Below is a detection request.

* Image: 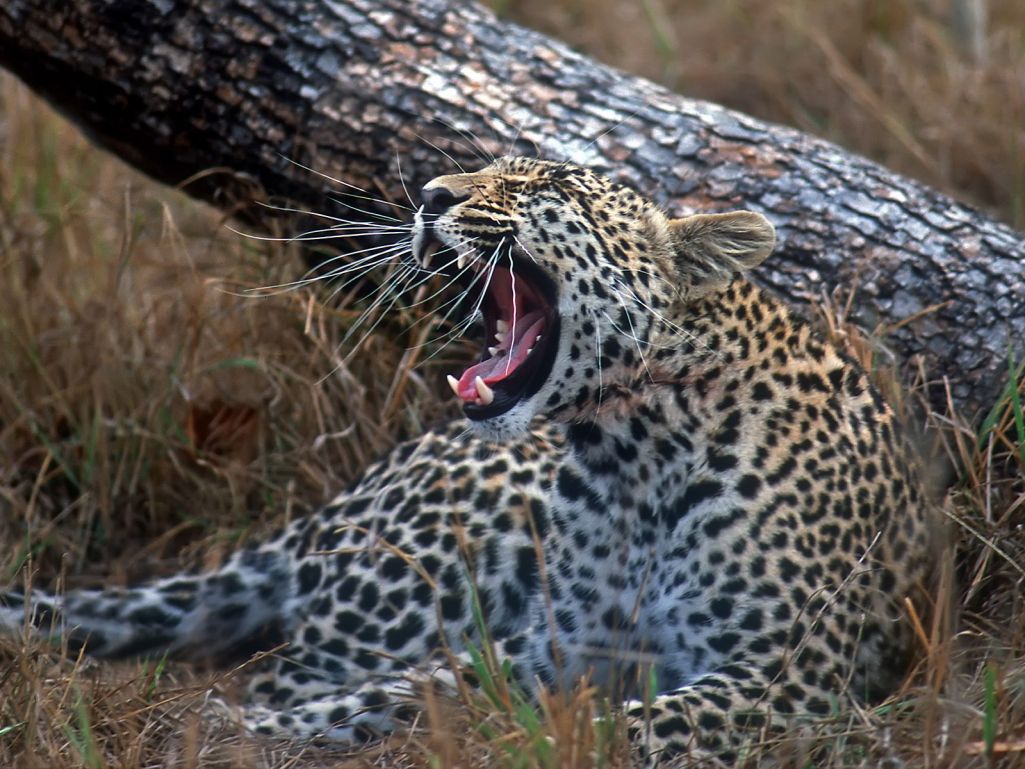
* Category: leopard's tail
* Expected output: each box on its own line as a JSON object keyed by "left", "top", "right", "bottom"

{"left": 0, "top": 539, "right": 298, "bottom": 659}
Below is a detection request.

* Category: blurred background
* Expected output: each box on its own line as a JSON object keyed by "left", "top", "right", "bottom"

{"left": 492, "top": 0, "right": 1025, "bottom": 229}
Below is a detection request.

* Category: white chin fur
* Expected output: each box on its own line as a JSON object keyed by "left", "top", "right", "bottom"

{"left": 465, "top": 401, "right": 536, "bottom": 443}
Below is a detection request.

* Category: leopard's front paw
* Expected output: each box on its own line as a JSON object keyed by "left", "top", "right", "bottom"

{"left": 618, "top": 697, "right": 741, "bottom": 767}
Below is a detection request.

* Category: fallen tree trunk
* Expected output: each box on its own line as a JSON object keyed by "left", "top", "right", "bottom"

{"left": 1, "top": 0, "right": 1022, "bottom": 420}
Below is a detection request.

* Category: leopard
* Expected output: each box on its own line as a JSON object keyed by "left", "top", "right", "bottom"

{"left": 1, "top": 157, "right": 933, "bottom": 765}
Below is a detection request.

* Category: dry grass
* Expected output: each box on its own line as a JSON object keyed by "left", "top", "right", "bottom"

{"left": 0, "top": 75, "right": 460, "bottom": 768}
{"left": 2, "top": 0, "right": 1025, "bottom": 765}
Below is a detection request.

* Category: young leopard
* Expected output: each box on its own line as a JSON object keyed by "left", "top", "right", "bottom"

{"left": 1, "top": 158, "right": 932, "bottom": 764}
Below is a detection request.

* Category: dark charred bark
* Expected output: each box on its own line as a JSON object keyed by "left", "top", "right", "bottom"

{"left": 1, "top": 0, "right": 1022, "bottom": 420}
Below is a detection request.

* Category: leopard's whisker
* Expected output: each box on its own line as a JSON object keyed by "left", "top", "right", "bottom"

{"left": 238, "top": 241, "right": 412, "bottom": 297}
{"left": 394, "top": 150, "right": 418, "bottom": 212}
{"left": 333, "top": 264, "right": 422, "bottom": 361}
{"left": 247, "top": 199, "right": 407, "bottom": 224}
{"left": 324, "top": 194, "right": 411, "bottom": 222}
{"left": 597, "top": 310, "right": 686, "bottom": 354}
{"left": 503, "top": 248, "right": 519, "bottom": 378}
{"left": 512, "top": 234, "right": 540, "bottom": 265}
{"left": 414, "top": 131, "right": 471, "bottom": 176}
{"left": 427, "top": 114, "right": 497, "bottom": 165}
{"left": 401, "top": 255, "right": 482, "bottom": 313}
{"left": 410, "top": 238, "right": 505, "bottom": 361}
{"left": 608, "top": 284, "right": 656, "bottom": 384}
{"left": 278, "top": 154, "right": 417, "bottom": 212}
{"left": 611, "top": 278, "right": 708, "bottom": 354}
{"left": 590, "top": 308, "right": 605, "bottom": 423}
{"left": 240, "top": 227, "right": 412, "bottom": 245}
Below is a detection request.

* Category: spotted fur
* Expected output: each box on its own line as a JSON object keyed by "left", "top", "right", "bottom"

{"left": 1, "top": 158, "right": 932, "bottom": 764}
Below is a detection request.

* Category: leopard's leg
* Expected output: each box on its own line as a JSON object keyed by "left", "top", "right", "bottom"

{"left": 0, "top": 543, "right": 299, "bottom": 659}
{"left": 235, "top": 632, "right": 535, "bottom": 742}
{"left": 623, "top": 657, "right": 841, "bottom": 767}
{"left": 236, "top": 679, "right": 416, "bottom": 741}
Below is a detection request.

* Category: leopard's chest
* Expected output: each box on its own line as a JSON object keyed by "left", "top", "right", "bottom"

{"left": 534, "top": 466, "right": 738, "bottom": 692}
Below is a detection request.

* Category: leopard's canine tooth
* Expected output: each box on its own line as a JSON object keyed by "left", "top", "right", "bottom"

{"left": 419, "top": 240, "right": 441, "bottom": 268}
{"left": 446, "top": 374, "right": 460, "bottom": 397}
{"left": 474, "top": 376, "right": 495, "bottom": 406}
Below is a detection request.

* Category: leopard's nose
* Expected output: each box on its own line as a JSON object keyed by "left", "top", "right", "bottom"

{"left": 420, "top": 184, "right": 469, "bottom": 216}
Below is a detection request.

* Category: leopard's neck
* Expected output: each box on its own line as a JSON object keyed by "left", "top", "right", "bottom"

{"left": 559, "top": 279, "right": 841, "bottom": 521}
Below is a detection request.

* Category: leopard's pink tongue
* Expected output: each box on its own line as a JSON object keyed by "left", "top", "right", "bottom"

{"left": 455, "top": 311, "right": 545, "bottom": 402}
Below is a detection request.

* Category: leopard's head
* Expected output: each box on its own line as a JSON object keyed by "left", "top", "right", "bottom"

{"left": 412, "top": 157, "right": 775, "bottom": 440}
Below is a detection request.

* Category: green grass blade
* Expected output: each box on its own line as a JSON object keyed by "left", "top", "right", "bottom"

{"left": 1006, "top": 354, "right": 1025, "bottom": 471}
{"left": 0, "top": 722, "right": 26, "bottom": 738}
{"left": 983, "top": 662, "right": 998, "bottom": 756}
{"left": 977, "top": 356, "right": 1025, "bottom": 449}
{"left": 61, "top": 687, "right": 102, "bottom": 769}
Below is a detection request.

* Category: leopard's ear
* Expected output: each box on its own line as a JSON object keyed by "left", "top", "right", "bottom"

{"left": 668, "top": 211, "right": 775, "bottom": 298}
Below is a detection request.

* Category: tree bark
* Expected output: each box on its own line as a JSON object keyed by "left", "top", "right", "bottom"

{"left": 1, "top": 0, "right": 1022, "bottom": 420}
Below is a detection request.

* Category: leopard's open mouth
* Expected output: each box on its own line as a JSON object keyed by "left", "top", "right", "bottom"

{"left": 416, "top": 235, "right": 559, "bottom": 421}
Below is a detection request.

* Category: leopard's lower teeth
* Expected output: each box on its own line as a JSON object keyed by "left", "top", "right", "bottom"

{"left": 474, "top": 376, "right": 495, "bottom": 406}
{"left": 488, "top": 346, "right": 502, "bottom": 356}
{"left": 496, "top": 319, "right": 509, "bottom": 333}
{"left": 446, "top": 374, "right": 460, "bottom": 397}
{"left": 495, "top": 330, "right": 508, "bottom": 344}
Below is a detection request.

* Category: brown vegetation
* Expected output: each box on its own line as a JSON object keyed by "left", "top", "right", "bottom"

{"left": 1, "top": 1, "right": 1024, "bottom": 766}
